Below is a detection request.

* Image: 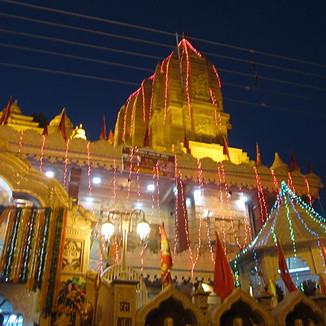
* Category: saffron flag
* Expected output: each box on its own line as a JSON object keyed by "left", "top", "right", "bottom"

{"left": 108, "top": 130, "right": 114, "bottom": 144}
{"left": 100, "top": 116, "right": 107, "bottom": 140}
{"left": 256, "top": 142, "right": 262, "bottom": 165}
{"left": 143, "top": 125, "right": 150, "bottom": 147}
{"left": 213, "top": 231, "right": 234, "bottom": 301}
{"left": 277, "top": 239, "right": 297, "bottom": 292}
{"left": 160, "top": 223, "right": 173, "bottom": 288}
{"left": 290, "top": 152, "right": 300, "bottom": 172}
{"left": 58, "top": 108, "right": 67, "bottom": 140}
{"left": 175, "top": 177, "right": 189, "bottom": 253}
{"left": 0, "top": 98, "right": 12, "bottom": 125}
{"left": 222, "top": 136, "right": 231, "bottom": 161}
{"left": 319, "top": 238, "right": 326, "bottom": 264}
{"left": 183, "top": 132, "right": 191, "bottom": 154}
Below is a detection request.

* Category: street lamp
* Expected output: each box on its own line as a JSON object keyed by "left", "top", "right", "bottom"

{"left": 100, "top": 209, "right": 150, "bottom": 278}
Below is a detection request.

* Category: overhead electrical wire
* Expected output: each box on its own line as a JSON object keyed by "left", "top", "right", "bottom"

{"left": 1, "top": 28, "right": 325, "bottom": 93}
{"left": 1, "top": 41, "right": 325, "bottom": 105}
{"left": 1, "top": 0, "right": 325, "bottom": 69}
{"left": 1, "top": 61, "right": 325, "bottom": 119}
{"left": 1, "top": 11, "right": 325, "bottom": 80}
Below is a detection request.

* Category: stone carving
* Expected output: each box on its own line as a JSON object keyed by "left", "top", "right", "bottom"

{"left": 63, "top": 240, "right": 83, "bottom": 272}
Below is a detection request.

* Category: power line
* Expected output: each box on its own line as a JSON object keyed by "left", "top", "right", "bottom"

{"left": 3, "top": 11, "right": 325, "bottom": 81}
{"left": 1, "top": 61, "right": 325, "bottom": 119}
{"left": 2, "top": 42, "right": 325, "bottom": 105}
{"left": 1, "top": 0, "right": 325, "bottom": 69}
{"left": 2, "top": 29, "right": 325, "bottom": 93}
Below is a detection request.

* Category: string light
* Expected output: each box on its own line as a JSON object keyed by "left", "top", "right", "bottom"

{"left": 253, "top": 166, "right": 268, "bottom": 224}
{"left": 182, "top": 39, "right": 203, "bottom": 58}
{"left": 39, "top": 134, "right": 46, "bottom": 172}
{"left": 141, "top": 81, "right": 146, "bottom": 123}
{"left": 287, "top": 172, "right": 296, "bottom": 193}
{"left": 155, "top": 162, "right": 161, "bottom": 222}
{"left": 270, "top": 169, "right": 280, "bottom": 193}
{"left": 125, "top": 147, "right": 134, "bottom": 210}
{"left": 163, "top": 54, "right": 172, "bottom": 124}
{"left": 217, "top": 165, "right": 227, "bottom": 252}
{"left": 112, "top": 159, "right": 117, "bottom": 210}
{"left": 18, "top": 130, "right": 24, "bottom": 153}
{"left": 87, "top": 141, "right": 92, "bottom": 198}
{"left": 129, "top": 89, "right": 140, "bottom": 139}
{"left": 63, "top": 139, "right": 70, "bottom": 188}
{"left": 212, "top": 64, "right": 222, "bottom": 88}
{"left": 182, "top": 39, "right": 192, "bottom": 123}
{"left": 122, "top": 94, "right": 132, "bottom": 142}
{"left": 303, "top": 175, "right": 313, "bottom": 206}
{"left": 148, "top": 74, "right": 155, "bottom": 120}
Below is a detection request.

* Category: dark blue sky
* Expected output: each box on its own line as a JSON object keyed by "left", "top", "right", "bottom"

{"left": 1, "top": 0, "right": 326, "bottom": 210}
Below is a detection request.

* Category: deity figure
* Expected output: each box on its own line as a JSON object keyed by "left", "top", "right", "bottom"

{"left": 163, "top": 317, "right": 174, "bottom": 326}
{"left": 294, "top": 319, "right": 303, "bottom": 326}
{"left": 232, "top": 317, "right": 243, "bottom": 326}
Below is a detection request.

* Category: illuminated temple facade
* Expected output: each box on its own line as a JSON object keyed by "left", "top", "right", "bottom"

{"left": 0, "top": 39, "right": 325, "bottom": 325}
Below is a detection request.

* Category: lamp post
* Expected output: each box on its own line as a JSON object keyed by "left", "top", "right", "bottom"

{"left": 101, "top": 209, "right": 150, "bottom": 278}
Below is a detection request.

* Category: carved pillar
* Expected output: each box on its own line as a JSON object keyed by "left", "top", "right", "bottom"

{"left": 108, "top": 280, "right": 138, "bottom": 326}
{"left": 192, "top": 283, "right": 210, "bottom": 314}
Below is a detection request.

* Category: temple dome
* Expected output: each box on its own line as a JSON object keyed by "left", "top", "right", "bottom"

{"left": 114, "top": 39, "right": 231, "bottom": 151}
{"left": 48, "top": 108, "right": 74, "bottom": 137}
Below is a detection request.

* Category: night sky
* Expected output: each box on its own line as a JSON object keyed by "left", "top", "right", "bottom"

{"left": 1, "top": 0, "right": 326, "bottom": 210}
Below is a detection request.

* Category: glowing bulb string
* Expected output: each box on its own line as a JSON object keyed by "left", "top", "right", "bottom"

{"left": 253, "top": 166, "right": 268, "bottom": 224}
{"left": 217, "top": 165, "right": 227, "bottom": 252}
{"left": 129, "top": 89, "right": 140, "bottom": 139}
{"left": 220, "top": 162, "right": 244, "bottom": 249}
{"left": 148, "top": 74, "right": 155, "bottom": 120}
{"left": 18, "top": 130, "right": 24, "bottom": 153}
{"left": 317, "top": 239, "right": 326, "bottom": 274}
{"left": 212, "top": 64, "right": 222, "bottom": 88}
{"left": 140, "top": 242, "right": 148, "bottom": 272}
{"left": 141, "top": 81, "right": 146, "bottom": 123}
{"left": 303, "top": 175, "right": 313, "bottom": 206}
{"left": 39, "top": 134, "right": 46, "bottom": 172}
{"left": 155, "top": 161, "right": 161, "bottom": 223}
{"left": 182, "top": 39, "right": 192, "bottom": 123}
{"left": 125, "top": 147, "right": 134, "bottom": 210}
{"left": 270, "top": 169, "right": 280, "bottom": 193}
{"left": 239, "top": 186, "right": 252, "bottom": 245}
{"left": 182, "top": 39, "right": 203, "bottom": 58}
{"left": 122, "top": 94, "right": 132, "bottom": 142}
{"left": 135, "top": 148, "right": 141, "bottom": 207}
{"left": 112, "top": 159, "right": 117, "bottom": 210}
{"left": 163, "top": 54, "right": 172, "bottom": 124}
{"left": 287, "top": 172, "right": 296, "bottom": 193}
{"left": 63, "top": 139, "right": 70, "bottom": 188}
{"left": 86, "top": 141, "right": 93, "bottom": 198}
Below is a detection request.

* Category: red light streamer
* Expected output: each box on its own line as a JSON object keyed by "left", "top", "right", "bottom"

{"left": 182, "top": 40, "right": 192, "bottom": 123}
{"left": 148, "top": 74, "right": 155, "bottom": 120}
{"left": 217, "top": 165, "right": 227, "bottom": 252}
{"left": 253, "top": 166, "right": 268, "bottom": 224}
{"left": 287, "top": 172, "right": 296, "bottom": 193}
{"left": 303, "top": 175, "right": 313, "bottom": 206}
{"left": 122, "top": 95, "right": 131, "bottom": 143}
{"left": 221, "top": 162, "right": 243, "bottom": 248}
{"left": 270, "top": 169, "right": 280, "bottom": 193}
{"left": 212, "top": 64, "right": 222, "bottom": 88}
{"left": 126, "top": 147, "right": 134, "bottom": 210}
{"left": 150, "top": 166, "right": 156, "bottom": 219}
{"left": 18, "top": 130, "right": 24, "bottom": 153}
{"left": 39, "top": 134, "right": 46, "bottom": 172}
{"left": 141, "top": 82, "right": 146, "bottom": 123}
{"left": 129, "top": 89, "right": 140, "bottom": 139}
{"left": 239, "top": 187, "right": 252, "bottom": 245}
{"left": 135, "top": 148, "right": 141, "bottom": 207}
{"left": 163, "top": 54, "right": 172, "bottom": 124}
{"left": 113, "top": 159, "right": 117, "bottom": 210}
{"left": 63, "top": 139, "right": 70, "bottom": 188}
{"left": 140, "top": 242, "right": 148, "bottom": 272}
{"left": 155, "top": 162, "right": 161, "bottom": 222}
{"left": 183, "top": 39, "right": 203, "bottom": 58}
{"left": 87, "top": 141, "right": 92, "bottom": 198}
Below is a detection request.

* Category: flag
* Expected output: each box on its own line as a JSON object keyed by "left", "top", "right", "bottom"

{"left": 42, "top": 124, "right": 48, "bottom": 136}
{"left": 290, "top": 152, "right": 300, "bottom": 172}
{"left": 100, "top": 116, "right": 107, "bottom": 140}
{"left": 222, "top": 136, "right": 231, "bottom": 161}
{"left": 307, "top": 160, "right": 313, "bottom": 174}
{"left": 0, "top": 98, "right": 12, "bottom": 125}
{"left": 160, "top": 223, "right": 173, "bottom": 288}
{"left": 143, "top": 125, "right": 150, "bottom": 147}
{"left": 318, "top": 274, "right": 326, "bottom": 295}
{"left": 175, "top": 177, "right": 189, "bottom": 253}
{"left": 319, "top": 238, "right": 326, "bottom": 264}
{"left": 108, "top": 130, "right": 114, "bottom": 144}
{"left": 256, "top": 142, "right": 262, "bottom": 165}
{"left": 277, "top": 239, "right": 297, "bottom": 292}
{"left": 183, "top": 132, "right": 191, "bottom": 154}
{"left": 58, "top": 108, "right": 67, "bottom": 140}
{"left": 213, "top": 231, "right": 234, "bottom": 301}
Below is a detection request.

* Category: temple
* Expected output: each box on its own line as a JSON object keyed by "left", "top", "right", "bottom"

{"left": 0, "top": 39, "right": 325, "bottom": 326}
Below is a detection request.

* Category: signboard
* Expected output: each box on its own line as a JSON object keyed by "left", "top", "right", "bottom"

{"left": 122, "top": 147, "right": 175, "bottom": 178}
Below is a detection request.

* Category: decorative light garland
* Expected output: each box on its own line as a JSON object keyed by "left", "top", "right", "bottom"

{"left": 122, "top": 95, "right": 131, "bottom": 142}
{"left": 141, "top": 81, "right": 146, "bottom": 123}
{"left": 217, "top": 165, "right": 227, "bottom": 252}
{"left": 63, "top": 139, "right": 70, "bottom": 188}
{"left": 182, "top": 39, "right": 192, "bottom": 123}
{"left": 148, "top": 74, "right": 155, "bottom": 120}
{"left": 155, "top": 161, "right": 161, "bottom": 222}
{"left": 129, "top": 89, "right": 140, "bottom": 139}
{"left": 303, "top": 175, "right": 313, "bottom": 207}
{"left": 270, "top": 169, "right": 280, "bottom": 193}
{"left": 253, "top": 166, "right": 268, "bottom": 224}
{"left": 86, "top": 141, "right": 92, "bottom": 198}
{"left": 39, "top": 134, "right": 46, "bottom": 172}
{"left": 212, "top": 64, "right": 222, "bottom": 88}
{"left": 18, "top": 130, "right": 24, "bottom": 153}
{"left": 163, "top": 54, "right": 172, "bottom": 124}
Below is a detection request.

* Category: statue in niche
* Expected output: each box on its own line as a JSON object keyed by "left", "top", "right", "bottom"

{"left": 163, "top": 317, "right": 174, "bottom": 326}
{"left": 232, "top": 317, "right": 243, "bottom": 326}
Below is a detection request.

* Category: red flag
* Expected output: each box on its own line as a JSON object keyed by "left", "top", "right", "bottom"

{"left": 319, "top": 238, "right": 326, "bottom": 264}
{"left": 143, "top": 125, "right": 150, "bottom": 147}
{"left": 318, "top": 274, "right": 326, "bottom": 295}
{"left": 58, "top": 108, "right": 67, "bottom": 140}
{"left": 307, "top": 160, "right": 313, "bottom": 174}
{"left": 222, "top": 136, "right": 231, "bottom": 161}
{"left": 160, "top": 223, "right": 173, "bottom": 288}
{"left": 108, "top": 130, "right": 114, "bottom": 144}
{"left": 290, "top": 152, "right": 300, "bottom": 172}
{"left": 42, "top": 124, "right": 48, "bottom": 136}
{"left": 175, "top": 177, "right": 189, "bottom": 253}
{"left": 213, "top": 231, "right": 234, "bottom": 301}
{"left": 256, "top": 142, "right": 262, "bottom": 165}
{"left": 100, "top": 116, "right": 107, "bottom": 140}
{"left": 0, "top": 98, "right": 12, "bottom": 125}
{"left": 277, "top": 239, "right": 297, "bottom": 292}
{"left": 183, "top": 132, "right": 191, "bottom": 154}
